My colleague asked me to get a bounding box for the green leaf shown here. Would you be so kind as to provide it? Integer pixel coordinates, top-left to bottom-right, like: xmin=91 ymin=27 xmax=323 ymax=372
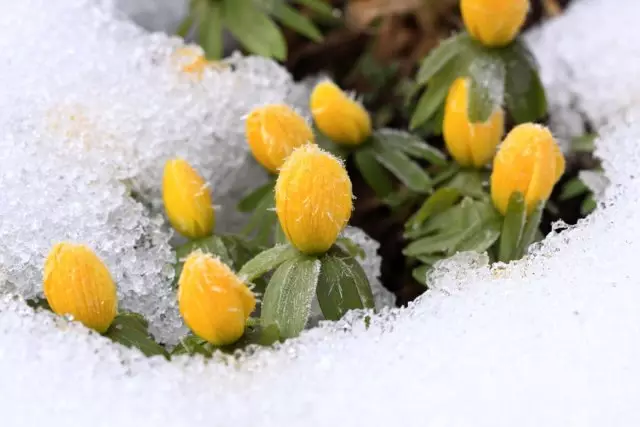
xmin=261 ymin=256 xmax=321 ymax=338
xmin=237 ymin=180 xmax=275 ymax=213
xmin=581 ymin=194 xmax=597 ymax=215
xmin=316 ymin=246 xmax=375 ymax=320
xmin=174 ymin=236 xmax=232 ymax=285
xmin=274 ymin=221 xmax=288 ymax=245
xmin=223 ymin=0 xmax=287 ymax=60
xmin=219 ymin=235 xmax=265 ymax=269
xmin=410 ymin=64 xmax=458 ymax=130
xmin=354 ymin=147 xmax=394 ymax=198
xmin=105 ymin=313 xmax=168 ymax=358
xmin=241 ymin=188 xmax=277 ymax=246
xmin=571 ymin=134 xmax=597 ymax=153
xmin=500 ymin=39 xmax=547 ymax=123
xmin=238 ymin=244 xmax=299 ymax=282
xmin=432 ymin=164 xmax=460 ymax=186
xmin=171 ymin=335 xmax=213 ymax=357
xmin=416 ymin=255 xmax=442 ymax=265
xmin=314 ymin=126 xmax=351 ymax=159
xmin=336 ymin=237 xmax=366 ymax=260
xmin=371 ymin=140 xmax=432 ymax=193
xmin=292 ymin=0 xmax=338 ymax=20
xmin=559 ymin=177 xmax=589 ymax=201
xmin=445 ymin=170 xmax=489 ymax=199
xmin=497 ymin=192 xmax=526 ymax=263
xmin=516 ymin=201 xmax=544 ymax=258
xmin=406 ymin=187 xmax=461 ymax=232
xmin=466 ymin=58 xmax=505 ymax=123
xmin=200 ymin=2 xmax=224 ymax=59
xmin=412 ymin=265 xmax=432 ymax=286
xmin=176 ymin=14 xmax=194 ymax=38
xmin=373 ymin=129 xmax=448 ymax=166
xmin=416 ymin=34 xmax=464 ymax=85
xmin=272 ymin=2 xmax=323 ymax=42
xmin=404 ymin=229 xmax=468 ymax=257
xmin=454 ymin=217 xmax=501 ymax=253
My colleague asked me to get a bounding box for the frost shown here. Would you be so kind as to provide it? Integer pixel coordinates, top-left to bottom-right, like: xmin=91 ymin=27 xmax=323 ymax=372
xmin=2 ymin=0 xmax=640 ymax=425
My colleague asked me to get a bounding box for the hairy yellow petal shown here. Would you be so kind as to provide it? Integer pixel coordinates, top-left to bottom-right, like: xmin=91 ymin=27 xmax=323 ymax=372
xmin=275 ymin=144 xmax=353 ymax=254
xmin=245 ymin=104 xmax=315 ymax=173
xmin=162 ymin=158 xmax=214 ymax=239
xmin=43 ymin=243 xmax=117 ymax=333
xmin=491 ymin=123 xmax=565 ymax=215
xmin=443 ymin=78 xmax=504 ymax=168
xmin=461 ymin=0 xmax=530 ymax=47
xmin=178 ymin=252 xmax=256 ymax=346
xmin=310 ymin=81 xmax=372 ymax=146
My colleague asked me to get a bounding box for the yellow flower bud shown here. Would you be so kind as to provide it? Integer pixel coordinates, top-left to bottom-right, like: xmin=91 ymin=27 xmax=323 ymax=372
xmin=162 ymin=158 xmax=215 ymax=239
xmin=491 ymin=123 xmax=565 ymax=215
xmin=43 ymin=243 xmax=117 ymax=333
xmin=461 ymin=0 xmax=530 ymax=47
xmin=178 ymin=251 xmax=256 ymax=346
xmin=245 ymin=104 xmax=315 ymax=173
xmin=310 ymin=80 xmax=372 ymax=146
xmin=443 ymin=78 xmax=505 ymax=168
xmin=275 ymin=144 xmax=352 ymax=254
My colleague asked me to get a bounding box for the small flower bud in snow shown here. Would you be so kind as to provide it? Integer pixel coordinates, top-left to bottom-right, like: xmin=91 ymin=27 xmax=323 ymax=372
xmin=310 ymin=80 xmax=372 ymax=146
xmin=443 ymin=78 xmax=504 ymax=168
xmin=178 ymin=252 xmax=256 ymax=346
xmin=461 ymin=0 xmax=530 ymax=47
xmin=43 ymin=243 xmax=117 ymax=333
xmin=275 ymin=144 xmax=353 ymax=255
xmin=491 ymin=123 xmax=565 ymax=215
xmin=162 ymin=158 xmax=214 ymax=239
xmin=245 ymin=104 xmax=315 ymax=173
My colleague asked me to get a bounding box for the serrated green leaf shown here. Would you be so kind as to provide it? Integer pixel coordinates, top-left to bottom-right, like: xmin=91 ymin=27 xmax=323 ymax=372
xmin=174 ymin=236 xmax=233 ymax=285
xmin=316 ymin=246 xmax=375 ymax=320
xmin=404 ymin=229 xmax=467 ymax=257
xmin=497 ymin=192 xmax=526 ymax=262
xmin=237 ymin=180 xmax=275 ymax=212
xmin=272 ymin=2 xmax=323 ymax=42
xmin=336 ymin=237 xmax=366 ymax=260
xmin=105 ymin=313 xmax=168 ymax=358
xmin=238 ymin=244 xmax=299 ymax=282
xmin=223 ymin=0 xmax=287 ymax=60
xmin=261 ymin=256 xmax=321 ymax=338
xmin=559 ymin=177 xmax=589 ymax=201
xmin=354 ymin=147 xmax=394 ymax=198
xmin=410 ymin=64 xmax=459 ymax=130
xmin=406 ymin=187 xmax=461 ymax=232
xmin=373 ymin=129 xmax=448 ymax=166
xmin=454 ymin=217 xmax=501 ymax=253
xmin=446 ymin=170 xmax=489 ymax=199
xmin=516 ymin=201 xmax=544 ymax=258
xmin=416 ymin=34 xmax=464 ymax=85
xmin=500 ymin=39 xmax=546 ymax=123
xmin=371 ymin=141 xmax=432 ymax=193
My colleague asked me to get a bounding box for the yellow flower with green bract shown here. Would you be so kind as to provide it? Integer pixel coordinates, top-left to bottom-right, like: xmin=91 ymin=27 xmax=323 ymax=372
xmin=491 ymin=123 xmax=565 ymax=215
xmin=245 ymin=104 xmax=315 ymax=173
xmin=178 ymin=251 xmax=256 ymax=346
xmin=443 ymin=78 xmax=505 ymax=168
xmin=310 ymin=80 xmax=372 ymax=146
xmin=461 ymin=0 xmax=530 ymax=47
xmin=43 ymin=242 xmax=117 ymax=333
xmin=275 ymin=144 xmax=353 ymax=255
xmin=162 ymin=158 xmax=214 ymax=239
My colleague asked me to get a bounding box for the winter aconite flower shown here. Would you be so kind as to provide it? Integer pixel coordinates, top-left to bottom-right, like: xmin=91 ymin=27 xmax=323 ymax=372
xmin=178 ymin=251 xmax=256 ymax=346
xmin=245 ymin=104 xmax=315 ymax=173
xmin=443 ymin=78 xmax=504 ymax=168
xmin=461 ymin=0 xmax=530 ymax=47
xmin=491 ymin=123 xmax=565 ymax=215
xmin=43 ymin=243 xmax=117 ymax=333
xmin=310 ymin=80 xmax=372 ymax=146
xmin=162 ymin=158 xmax=214 ymax=239
xmin=275 ymin=144 xmax=352 ymax=254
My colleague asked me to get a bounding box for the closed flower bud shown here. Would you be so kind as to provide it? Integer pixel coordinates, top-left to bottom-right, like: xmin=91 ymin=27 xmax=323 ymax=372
xmin=162 ymin=158 xmax=214 ymax=239
xmin=461 ymin=0 xmax=530 ymax=47
xmin=178 ymin=252 xmax=256 ymax=346
xmin=491 ymin=123 xmax=565 ymax=215
xmin=43 ymin=243 xmax=117 ymax=333
xmin=245 ymin=104 xmax=315 ymax=173
xmin=310 ymin=80 xmax=372 ymax=146
xmin=443 ymin=78 xmax=504 ymax=168
xmin=275 ymin=144 xmax=352 ymax=254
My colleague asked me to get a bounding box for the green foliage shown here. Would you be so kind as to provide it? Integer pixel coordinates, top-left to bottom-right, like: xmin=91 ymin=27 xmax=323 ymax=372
xmin=179 ymin=0 xmax=336 ymax=60
xmin=410 ymin=34 xmax=547 ymax=130
xmin=105 ymin=313 xmax=169 ymax=358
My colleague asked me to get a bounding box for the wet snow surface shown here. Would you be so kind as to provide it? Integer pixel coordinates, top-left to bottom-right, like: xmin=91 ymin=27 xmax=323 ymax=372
xmin=1 ymin=0 xmax=640 ymax=425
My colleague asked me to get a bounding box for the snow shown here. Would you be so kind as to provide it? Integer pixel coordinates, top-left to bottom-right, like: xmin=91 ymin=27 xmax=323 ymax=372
xmin=1 ymin=0 xmax=640 ymax=425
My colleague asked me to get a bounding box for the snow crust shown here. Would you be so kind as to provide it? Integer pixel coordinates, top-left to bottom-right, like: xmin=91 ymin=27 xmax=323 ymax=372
xmin=1 ymin=0 xmax=640 ymax=425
